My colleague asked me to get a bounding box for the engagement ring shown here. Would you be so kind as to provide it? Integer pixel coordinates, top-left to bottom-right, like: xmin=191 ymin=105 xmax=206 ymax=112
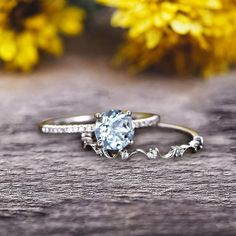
xmin=39 ymin=109 xmax=203 ymax=160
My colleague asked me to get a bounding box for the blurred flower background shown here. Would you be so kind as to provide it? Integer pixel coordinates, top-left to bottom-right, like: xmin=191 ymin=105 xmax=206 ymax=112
xmin=0 ymin=0 xmax=85 ymax=71
xmin=98 ymin=0 xmax=236 ymax=76
xmin=1 ymin=0 xmax=236 ymax=76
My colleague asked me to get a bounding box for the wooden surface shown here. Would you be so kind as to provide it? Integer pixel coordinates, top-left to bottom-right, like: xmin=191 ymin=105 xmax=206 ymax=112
xmin=0 ymin=21 xmax=236 ymax=236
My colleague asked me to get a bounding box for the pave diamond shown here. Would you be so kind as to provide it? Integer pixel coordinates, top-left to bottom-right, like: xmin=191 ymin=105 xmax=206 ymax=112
xmin=95 ymin=109 xmax=134 ymax=151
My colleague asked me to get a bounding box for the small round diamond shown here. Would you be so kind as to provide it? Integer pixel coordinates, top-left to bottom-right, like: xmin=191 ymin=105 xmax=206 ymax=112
xmin=95 ymin=109 xmax=134 ymax=151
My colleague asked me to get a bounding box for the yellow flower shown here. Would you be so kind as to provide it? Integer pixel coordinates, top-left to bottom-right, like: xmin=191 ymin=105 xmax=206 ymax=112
xmin=0 ymin=0 xmax=85 ymax=71
xmin=98 ymin=0 xmax=236 ymax=76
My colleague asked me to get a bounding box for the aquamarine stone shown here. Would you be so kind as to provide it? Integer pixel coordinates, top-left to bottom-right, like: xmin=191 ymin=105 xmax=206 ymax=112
xmin=95 ymin=109 xmax=134 ymax=151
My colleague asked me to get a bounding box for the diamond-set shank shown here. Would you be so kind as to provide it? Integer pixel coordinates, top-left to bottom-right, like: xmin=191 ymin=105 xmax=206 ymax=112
xmin=40 ymin=113 xmax=160 ymax=134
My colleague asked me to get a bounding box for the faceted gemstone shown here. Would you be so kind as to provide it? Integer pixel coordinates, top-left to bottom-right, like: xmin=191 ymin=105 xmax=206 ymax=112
xmin=95 ymin=109 xmax=134 ymax=151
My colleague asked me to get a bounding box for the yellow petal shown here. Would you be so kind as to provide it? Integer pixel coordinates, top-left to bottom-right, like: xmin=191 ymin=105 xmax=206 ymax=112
xmin=13 ymin=33 xmax=38 ymax=71
xmin=154 ymin=15 xmax=165 ymax=27
xmin=160 ymin=2 xmax=177 ymax=21
xmin=129 ymin=18 xmax=152 ymax=38
xmin=0 ymin=31 xmax=16 ymax=61
xmin=24 ymin=14 xmax=47 ymax=30
xmin=59 ymin=7 xmax=85 ymax=35
xmin=170 ymin=15 xmax=191 ymax=35
xmin=146 ymin=29 xmax=161 ymax=49
xmin=111 ymin=11 xmax=131 ymax=27
xmin=190 ymin=23 xmax=203 ymax=36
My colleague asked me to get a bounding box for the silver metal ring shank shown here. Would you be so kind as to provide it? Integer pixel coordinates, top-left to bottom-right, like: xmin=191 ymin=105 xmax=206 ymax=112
xmin=40 ymin=112 xmax=160 ymax=134
xmin=157 ymin=122 xmax=198 ymax=138
xmin=118 ymin=122 xmax=203 ymax=160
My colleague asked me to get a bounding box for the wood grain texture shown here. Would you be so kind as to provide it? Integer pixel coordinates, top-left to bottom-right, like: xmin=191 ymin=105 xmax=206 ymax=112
xmin=0 ymin=18 xmax=235 ymax=236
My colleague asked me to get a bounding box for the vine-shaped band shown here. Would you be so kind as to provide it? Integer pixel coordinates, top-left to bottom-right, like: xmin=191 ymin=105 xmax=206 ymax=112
xmin=81 ymin=128 xmax=203 ymax=160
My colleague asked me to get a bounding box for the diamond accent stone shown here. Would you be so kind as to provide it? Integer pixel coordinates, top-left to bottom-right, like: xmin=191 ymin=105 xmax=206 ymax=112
xmin=95 ymin=109 xmax=134 ymax=151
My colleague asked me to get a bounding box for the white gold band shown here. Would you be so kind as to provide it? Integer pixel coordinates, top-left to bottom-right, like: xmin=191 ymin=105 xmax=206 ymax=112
xmin=39 ymin=112 xmax=160 ymax=134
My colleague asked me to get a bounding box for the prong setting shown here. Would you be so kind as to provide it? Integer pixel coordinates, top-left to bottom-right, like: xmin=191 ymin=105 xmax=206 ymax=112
xmin=125 ymin=110 xmax=132 ymax=116
xmin=129 ymin=140 xmax=134 ymax=145
xmin=97 ymin=140 xmax=103 ymax=147
xmin=95 ymin=112 xmax=102 ymax=119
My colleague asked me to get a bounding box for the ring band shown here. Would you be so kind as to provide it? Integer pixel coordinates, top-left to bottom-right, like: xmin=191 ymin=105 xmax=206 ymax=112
xmin=122 ymin=122 xmax=204 ymax=160
xmin=39 ymin=109 xmax=203 ymax=160
xmin=40 ymin=111 xmax=160 ymax=134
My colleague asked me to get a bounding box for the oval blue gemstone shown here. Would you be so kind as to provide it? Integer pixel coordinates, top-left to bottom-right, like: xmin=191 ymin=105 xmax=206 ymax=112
xmin=95 ymin=109 xmax=134 ymax=151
